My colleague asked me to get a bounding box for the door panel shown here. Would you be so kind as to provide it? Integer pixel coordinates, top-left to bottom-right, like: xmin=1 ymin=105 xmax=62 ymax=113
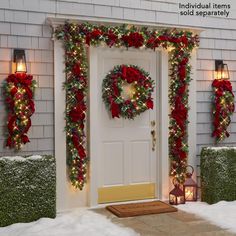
xmin=90 ymin=47 xmax=159 ymax=204
xmin=131 ymin=141 xmax=150 ymax=183
xmin=103 ymin=142 xmax=124 ymax=186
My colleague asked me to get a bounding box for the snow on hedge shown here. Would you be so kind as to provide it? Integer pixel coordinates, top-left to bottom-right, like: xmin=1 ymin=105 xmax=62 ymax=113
xmin=0 ymin=155 xmax=56 ymax=227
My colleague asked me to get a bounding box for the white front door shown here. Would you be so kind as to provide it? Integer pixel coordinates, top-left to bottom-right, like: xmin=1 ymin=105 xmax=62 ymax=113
xmin=90 ymin=47 xmax=159 ymax=206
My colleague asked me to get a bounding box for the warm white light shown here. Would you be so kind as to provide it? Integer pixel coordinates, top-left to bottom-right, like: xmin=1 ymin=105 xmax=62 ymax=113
xmin=121 ymin=81 xmax=135 ymax=100
xmin=185 ymin=187 xmax=194 ymax=201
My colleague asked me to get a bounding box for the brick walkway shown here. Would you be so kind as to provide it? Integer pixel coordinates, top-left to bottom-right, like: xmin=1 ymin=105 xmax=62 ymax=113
xmin=93 ymin=208 xmax=236 ymax=236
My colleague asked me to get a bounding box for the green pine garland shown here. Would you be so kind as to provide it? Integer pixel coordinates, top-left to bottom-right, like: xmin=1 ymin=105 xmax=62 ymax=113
xmin=55 ymin=22 xmax=199 ymax=189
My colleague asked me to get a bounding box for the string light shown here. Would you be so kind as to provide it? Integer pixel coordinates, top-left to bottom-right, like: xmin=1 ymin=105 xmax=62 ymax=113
xmin=55 ymin=22 xmax=199 ymax=189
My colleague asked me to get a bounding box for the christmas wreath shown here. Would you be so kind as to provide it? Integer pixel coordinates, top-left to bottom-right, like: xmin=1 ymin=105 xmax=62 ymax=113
xmin=102 ymin=65 xmax=154 ymax=119
xmin=4 ymin=73 xmax=36 ymax=149
xmin=212 ymin=79 xmax=235 ymax=142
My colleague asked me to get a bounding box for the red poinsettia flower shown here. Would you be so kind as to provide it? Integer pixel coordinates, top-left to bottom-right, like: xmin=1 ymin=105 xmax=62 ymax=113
xmin=180 ymin=57 xmax=188 ymax=66
xmin=224 ymin=81 xmax=232 ymax=91
xmin=146 ymin=36 xmax=160 ymax=50
xmin=177 ymin=84 xmax=186 ymax=95
xmin=122 ymin=32 xmax=144 ymax=48
xmin=86 ymin=29 xmax=102 ymax=45
xmin=91 ymin=29 xmax=102 ymax=38
xmin=10 ymin=87 xmax=18 ymax=96
xmin=212 ymin=79 xmax=220 ymax=88
xmin=122 ymin=66 xmax=141 ymax=83
xmin=113 ymin=84 xmax=120 ymax=96
xmin=146 ymin=99 xmax=154 ymax=109
xmin=180 ymin=35 xmax=188 ymax=45
xmin=110 ymin=102 xmax=120 ymax=118
xmin=105 ymin=30 xmax=118 ymax=47
xmin=69 ymin=106 xmax=85 ymax=122
xmin=76 ymin=90 xmax=84 ymax=102
xmin=179 ymin=65 xmax=186 ymax=80
xmin=21 ymin=134 xmax=30 ymax=144
xmin=73 ymin=63 xmax=81 ymax=76
xmin=179 ymin=150 xmax=187 ymax=160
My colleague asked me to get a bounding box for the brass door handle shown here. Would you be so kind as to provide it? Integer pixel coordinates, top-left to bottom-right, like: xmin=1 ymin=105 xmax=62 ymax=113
xmin=151 ymin=130 xmax=156 ymax=151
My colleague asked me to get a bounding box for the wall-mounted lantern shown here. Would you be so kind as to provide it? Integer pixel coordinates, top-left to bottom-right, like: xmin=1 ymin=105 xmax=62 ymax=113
xmin=13 ymin=49 xmax=27 ymax=73
xmin=215 ymin=60 xmax=229 ymax=80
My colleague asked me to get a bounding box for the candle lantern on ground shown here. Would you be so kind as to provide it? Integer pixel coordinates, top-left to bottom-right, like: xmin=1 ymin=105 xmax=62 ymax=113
xmin=169 ymin=178 xmax=185 ymax=205
xmin=183 ymin=165 xmax=198 ymax=201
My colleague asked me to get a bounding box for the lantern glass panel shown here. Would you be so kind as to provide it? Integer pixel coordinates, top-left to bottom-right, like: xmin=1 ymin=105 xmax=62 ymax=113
xmin=177 ymin=196 xmax=185 ymax=204
xmin=169 ymin=194 xmax=177 ymax=205
xmin=14 ymin=49 xmax=27 ymax=73
xmin=221 ymin=64 xmax=229 ymax=80
xmin=184 ymin=186 xmax=197 ymax=201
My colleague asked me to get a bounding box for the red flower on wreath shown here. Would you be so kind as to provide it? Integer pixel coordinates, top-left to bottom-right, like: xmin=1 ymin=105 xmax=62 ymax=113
xmin=111 ymin=102 xmax=120 ymax=118
xmin=146 ymin=99 xmax=154 ymax=109
xmin=122 ymin=66 xmax=141 ymax=83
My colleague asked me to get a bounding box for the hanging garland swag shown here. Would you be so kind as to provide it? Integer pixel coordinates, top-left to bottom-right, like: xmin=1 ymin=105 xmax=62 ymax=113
xmin=212 ymin=79 xmax=235 ymax=142
xmin=55 ymin=22 xmax=199 ymax=189
xmin=4 ymin=73 xmax=36 ymax=150
xmin=102 ymin=64 xmax=155 ymax=119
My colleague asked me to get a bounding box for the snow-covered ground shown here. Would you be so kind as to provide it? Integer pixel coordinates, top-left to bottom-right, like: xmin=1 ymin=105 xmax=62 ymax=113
xmin=178 ymin=201 xmax=236 ymax=234
xmin=0 ymin=209 xmax=139 ymax=236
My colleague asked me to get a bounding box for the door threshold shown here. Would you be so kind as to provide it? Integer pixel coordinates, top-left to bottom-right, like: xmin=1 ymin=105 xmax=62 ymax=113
xmin=90 ymin=198 xmax=160 ymax=209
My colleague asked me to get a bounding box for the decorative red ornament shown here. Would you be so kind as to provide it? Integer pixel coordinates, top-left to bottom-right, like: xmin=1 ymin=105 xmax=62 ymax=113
xmin=4 ymin=73 xmax=36 ymax=150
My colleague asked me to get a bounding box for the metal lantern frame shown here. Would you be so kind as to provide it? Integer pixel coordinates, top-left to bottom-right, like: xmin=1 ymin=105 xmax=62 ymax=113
xmin=169 ymin=178 xmax=185 ymax=205
xmin=183 ymin=165 xmax=198 ymax=202
xmin=13 ymin=49 xmax=27 ymax=73
xmin=215 ymin=60 xmax=230 ymax=80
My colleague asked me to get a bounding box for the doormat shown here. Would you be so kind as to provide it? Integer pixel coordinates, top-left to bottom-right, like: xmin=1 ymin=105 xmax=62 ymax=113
xmin=106 ymin=201 xmax=177 ymax=217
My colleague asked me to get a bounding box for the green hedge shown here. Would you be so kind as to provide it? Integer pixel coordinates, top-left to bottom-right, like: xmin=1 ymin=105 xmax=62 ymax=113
xmin=201 ymin=147 xmax=236 ymax=204
xmin=0 ymin=155 xmax=56 ymax=227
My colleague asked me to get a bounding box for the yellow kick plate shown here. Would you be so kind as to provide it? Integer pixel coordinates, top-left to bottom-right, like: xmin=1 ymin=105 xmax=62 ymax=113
xmin=98 ymin=183 xmax=155 ymax=204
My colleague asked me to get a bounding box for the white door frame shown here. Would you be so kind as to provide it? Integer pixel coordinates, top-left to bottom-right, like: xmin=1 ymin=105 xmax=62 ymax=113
xmin=89 ymin=47 xmax=163 ymax=206
xmin=53 ymin=23 xmax=197 ymax=211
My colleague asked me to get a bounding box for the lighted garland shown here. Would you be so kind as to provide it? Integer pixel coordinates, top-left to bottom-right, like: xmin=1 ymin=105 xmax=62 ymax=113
xmin=55 ymin=22 xmax=199 ymax=188
xmin=3 ymin=73 xmax=36 ymax=150
xmin=102 ymin=64 xmax=154 ymax=119
xmin=212 ymin=79 xmax=235 ymax=142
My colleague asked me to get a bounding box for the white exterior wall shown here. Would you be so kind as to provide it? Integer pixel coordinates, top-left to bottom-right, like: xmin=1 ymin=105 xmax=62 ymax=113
xmin=0 ymin=0 xmax=236 ymax=188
